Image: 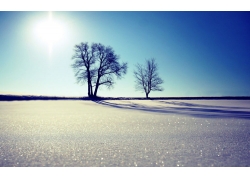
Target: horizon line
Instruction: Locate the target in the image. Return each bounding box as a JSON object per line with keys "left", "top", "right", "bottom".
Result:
{"left": 1, "top": 94, "right": 250, "bottom": 101}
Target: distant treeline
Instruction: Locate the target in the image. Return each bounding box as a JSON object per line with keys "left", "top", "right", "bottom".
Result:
{"left": 0, "top": 95, "right": 250, "bottom": 101}
{"left": 0, "top": 95, "right": 84, "bottom": 101}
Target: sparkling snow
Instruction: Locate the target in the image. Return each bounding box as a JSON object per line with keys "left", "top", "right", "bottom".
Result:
{"left": 0, "top": 100, "right": 249, "bottom": 166}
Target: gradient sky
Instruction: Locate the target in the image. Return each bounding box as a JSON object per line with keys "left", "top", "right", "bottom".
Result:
{"left": 0, "top": 11, "right": 250, "bottom": 97}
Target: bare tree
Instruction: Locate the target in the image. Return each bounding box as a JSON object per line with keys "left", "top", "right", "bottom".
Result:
{"left": 71, "top": 42, "right": 96, "bottom": 97}
{"left": 72, "top": 42, "right": 127, "bottom": 98}
{"left": 92, "top": 43, "right": 127, "bottom": 97}
{"left": 134, "top": 58, "right": 163, "bottom": 98}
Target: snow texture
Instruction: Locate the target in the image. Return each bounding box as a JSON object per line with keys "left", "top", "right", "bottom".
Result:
{"left": 0, "top": 100, "right": 249, "bottom": 166}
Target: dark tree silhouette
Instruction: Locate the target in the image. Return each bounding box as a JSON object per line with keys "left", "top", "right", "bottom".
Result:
{"left": 71, "top": 42, "right": 96, "bottom": 97}
{"left": 134, "top": 58, "right": 163, "bottom": 98}
{"left": 92, "top": 43, "right": 127, "bottom": 97}
{"left": 72, "top": 42, "right": 127, "bottom": 97}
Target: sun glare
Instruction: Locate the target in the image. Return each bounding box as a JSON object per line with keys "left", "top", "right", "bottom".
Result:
{"left": 35, "top": 12, "right": 64, "bottom": 55}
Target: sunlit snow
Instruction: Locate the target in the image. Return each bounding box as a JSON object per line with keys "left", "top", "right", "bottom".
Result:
{"left": 0, "top": 100, "right": 249, "bottom": 166}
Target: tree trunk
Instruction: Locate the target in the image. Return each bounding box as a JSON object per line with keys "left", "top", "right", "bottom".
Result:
{"left": 146, "top": 92, "right": 149, "bottom": 99}
{"left": 87, "top": 67, "right": 94, "bottom": 97}
{"left": 87, "top": 68, "right": 91, "bottom": 97}
{"left": 94, "top": 76, "right": 100, "bottom": 97}
{"left": 90, "top": 84, "right": 93, "bottom": 97}
{"left": 88, "top": 82, "right": 93, "bottom": 97}
{"left": 94, "top": 85, "right": 99, "bottom": 97}
{"left": 88, "top": 81, "right": 90, "bottom": 97}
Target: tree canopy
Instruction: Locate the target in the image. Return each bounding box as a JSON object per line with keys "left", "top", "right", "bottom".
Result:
{"left": 72, "top": 42, "right": 127, "bottom": 97}
{"left": 134, "top": 58, "right": 164, "bottom": 98}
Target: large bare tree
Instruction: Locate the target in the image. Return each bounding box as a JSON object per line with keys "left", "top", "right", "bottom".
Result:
{"left": 71, "top": 42, "right": 96, "bottom": 97}
{"left": 72, "top": 42, "right": 127, "bottom": 98}
{"left": 92, "top": 43, "right": 127, "bottom": 97}
{"left": 134, "top": 58, "right": 163, "bottom": 98}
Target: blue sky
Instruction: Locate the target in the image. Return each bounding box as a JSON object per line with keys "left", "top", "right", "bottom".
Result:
{"left": 0, "top": 11, "right": 250, "bottom": 97}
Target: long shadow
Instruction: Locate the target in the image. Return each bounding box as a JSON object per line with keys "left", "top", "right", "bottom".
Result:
{"left": 93, "top": 100, "right": 250, "bottom": 119}
{"left": 159, "top": 100, "right": 250, "bottom": 110}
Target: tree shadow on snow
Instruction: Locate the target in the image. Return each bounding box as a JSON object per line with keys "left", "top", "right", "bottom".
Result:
{"left": 93, "top": 100, "right": 250, "bottom": 119}
{"left": 159, "top": 101, "right": 250, "bottom": 110}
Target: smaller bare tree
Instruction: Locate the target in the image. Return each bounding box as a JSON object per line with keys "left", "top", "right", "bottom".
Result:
{"left": 134, "top": 58, "right": 164, "bottom": 98}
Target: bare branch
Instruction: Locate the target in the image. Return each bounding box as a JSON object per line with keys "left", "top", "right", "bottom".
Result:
{"left": 134, "top": 58, "right": 164, "bottom": 98}
{"left": 71, "top": 42, "right": 128, "bottom": 97}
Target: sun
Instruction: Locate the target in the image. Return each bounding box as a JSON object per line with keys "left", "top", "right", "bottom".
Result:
{"left": 35, "top": 12, "right": 64, "bottom": 54}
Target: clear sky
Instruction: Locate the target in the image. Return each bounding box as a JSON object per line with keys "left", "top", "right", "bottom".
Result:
{"left": 0, "top": 11, "right": 250, "bottom": 97}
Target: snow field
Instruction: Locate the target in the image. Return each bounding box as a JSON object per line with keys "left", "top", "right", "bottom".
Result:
{"left": 0, "top": 100, "right": 249, "bottom": 166}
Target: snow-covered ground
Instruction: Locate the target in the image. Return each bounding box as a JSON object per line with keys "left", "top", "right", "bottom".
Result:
{"left": 0, "top": 100, "right": 249, "bottom": 166}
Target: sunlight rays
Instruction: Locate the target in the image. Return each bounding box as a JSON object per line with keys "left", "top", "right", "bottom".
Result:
{"left": 35, "top": 12, "right": 64, "bottom": 57}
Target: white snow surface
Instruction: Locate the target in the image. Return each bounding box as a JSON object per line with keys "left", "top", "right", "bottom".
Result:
{"left": 0, "top": 100, "right": 249, "bottom": 167}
